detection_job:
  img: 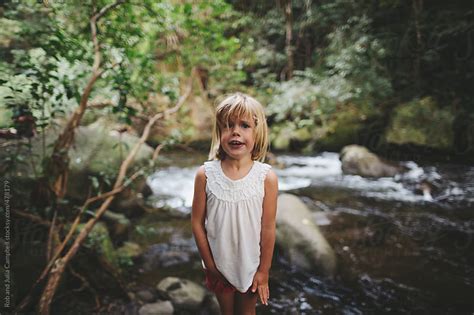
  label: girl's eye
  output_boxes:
[242,123,250,128]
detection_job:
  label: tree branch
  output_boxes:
[45,0,122,199]
[94,0,126,21]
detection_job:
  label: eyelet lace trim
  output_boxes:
[204,160,271,202]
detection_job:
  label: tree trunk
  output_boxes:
[42,0,125,201]
[283,0,294,80]
[412,0,423,91]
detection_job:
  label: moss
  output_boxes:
[385,97,454,149]
[76,222,119,268]
[271,124,292,151]
[292,127,312,142]
[117,241,142,260]
[317,104,377,151]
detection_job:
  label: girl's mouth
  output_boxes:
[229,140,244,148]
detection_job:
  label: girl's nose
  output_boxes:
[230,124,241,133]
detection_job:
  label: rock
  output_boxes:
[340,144,402,177]
[204,294,220,315]
[142,243,192,271]
[385,97,454,149]
[70,118,153,176]
[156,277,206,310]
[3,117,154,208]
[316,106,371,151]
[102,210,131,236]
[138,301,174,315]
[67,117,153,199]
[143,244,191,271]
[117,241,143,260]
[276,194,336,276]
[14,116,153,181]
[77,222,118,268]
[136,289,157,303]
[112,189,148,218]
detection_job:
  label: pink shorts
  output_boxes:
[204,269,237,294]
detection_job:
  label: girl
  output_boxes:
[191,92,278,314]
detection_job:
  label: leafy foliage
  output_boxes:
[1,0,472,157]
[266,14,391,147]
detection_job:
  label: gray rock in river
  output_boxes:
[117,241,143,260]
[340,144,402,177]
[204,294,220,315]
[156,277,206,310]
[136,289,157,303]
[138,300,174,315]
[276,193,336,276]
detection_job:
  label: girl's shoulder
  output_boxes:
[202,160,219,178]
[255,160,272,171]
[194,165,206,184]
[263,167,278,187]
[254,161,273,181]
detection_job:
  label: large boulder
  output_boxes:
[14,117,154,181]
[1,117,154,209]
[156,277,206,311]
[67,118,153,203]
[276,193,336,276]
[340,144,402,177]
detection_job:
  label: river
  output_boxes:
[134,150,474,314]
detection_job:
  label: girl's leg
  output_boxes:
[234,291,258,315]
[215,291,235,315]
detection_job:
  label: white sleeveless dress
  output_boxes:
[203,160,272,292]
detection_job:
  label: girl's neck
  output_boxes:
[221,156,254,170]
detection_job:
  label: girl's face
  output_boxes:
[219,115,256,161]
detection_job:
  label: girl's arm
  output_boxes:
[191,166,223,278]
[251,169,278,305]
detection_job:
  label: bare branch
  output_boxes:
[94,0,126,21]
[12,209,51,227]
[114,73,193,190]
[46,208,58,262]
[152,143,165,161]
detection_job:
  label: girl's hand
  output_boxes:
[251,270,270,305]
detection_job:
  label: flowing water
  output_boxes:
[135,150,474,314]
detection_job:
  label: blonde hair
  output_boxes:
[209,92,268,162]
